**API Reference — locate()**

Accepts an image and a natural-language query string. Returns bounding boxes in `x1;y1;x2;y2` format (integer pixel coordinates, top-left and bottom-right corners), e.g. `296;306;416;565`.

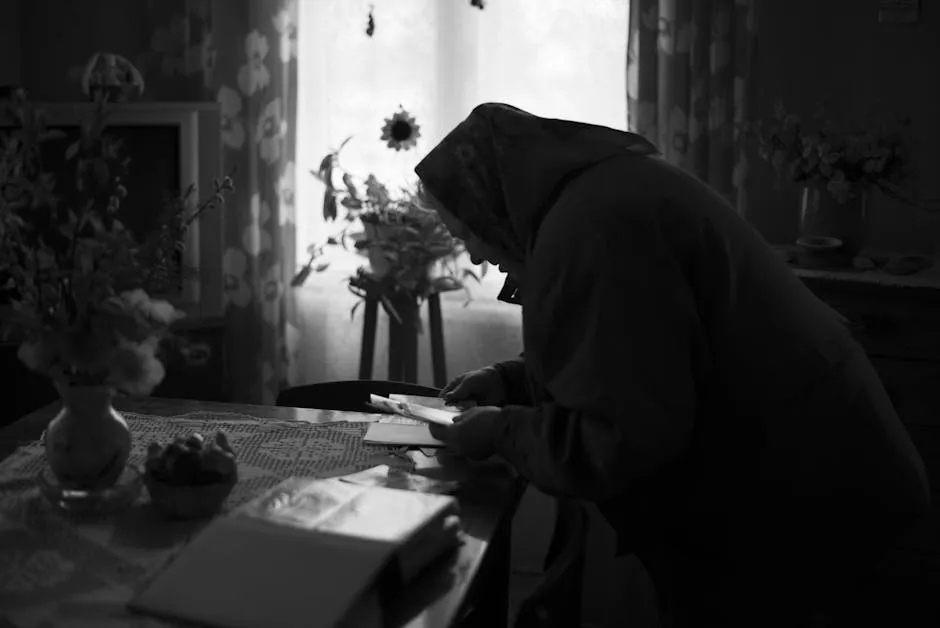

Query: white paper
368;395;457;427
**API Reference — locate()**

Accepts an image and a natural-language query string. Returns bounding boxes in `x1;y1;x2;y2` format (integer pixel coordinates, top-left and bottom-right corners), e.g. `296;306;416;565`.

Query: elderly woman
414;103;930;627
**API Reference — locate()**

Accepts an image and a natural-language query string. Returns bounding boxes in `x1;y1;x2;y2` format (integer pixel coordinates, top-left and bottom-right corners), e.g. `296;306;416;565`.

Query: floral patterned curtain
208;0;301;404
626;0;759;213
146;0;300;404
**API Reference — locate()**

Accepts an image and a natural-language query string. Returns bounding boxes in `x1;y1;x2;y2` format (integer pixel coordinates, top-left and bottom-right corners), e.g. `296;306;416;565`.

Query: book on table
128;474;462;628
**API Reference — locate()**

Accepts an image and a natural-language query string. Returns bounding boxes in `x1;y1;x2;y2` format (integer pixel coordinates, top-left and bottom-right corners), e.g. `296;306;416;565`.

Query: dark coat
417;103;930;573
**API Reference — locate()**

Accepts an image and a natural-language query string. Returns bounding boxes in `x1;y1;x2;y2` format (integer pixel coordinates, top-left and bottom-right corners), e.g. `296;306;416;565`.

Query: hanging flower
366;7;376;37
380;108;421;152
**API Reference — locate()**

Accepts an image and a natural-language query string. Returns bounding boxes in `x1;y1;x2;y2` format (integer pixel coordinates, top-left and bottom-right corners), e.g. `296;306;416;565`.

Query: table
0;397;525;628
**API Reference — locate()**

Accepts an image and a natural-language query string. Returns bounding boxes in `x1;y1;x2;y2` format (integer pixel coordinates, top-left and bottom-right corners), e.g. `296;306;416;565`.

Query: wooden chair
514;499;589;628
275;380;441;413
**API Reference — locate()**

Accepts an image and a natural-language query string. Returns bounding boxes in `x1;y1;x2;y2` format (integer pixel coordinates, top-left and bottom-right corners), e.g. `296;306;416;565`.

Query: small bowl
796;235;843;252
144;474;237;520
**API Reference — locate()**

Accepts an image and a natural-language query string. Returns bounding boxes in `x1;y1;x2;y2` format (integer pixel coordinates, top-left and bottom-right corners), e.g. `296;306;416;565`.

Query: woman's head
417;182;525;278
414;103;659;275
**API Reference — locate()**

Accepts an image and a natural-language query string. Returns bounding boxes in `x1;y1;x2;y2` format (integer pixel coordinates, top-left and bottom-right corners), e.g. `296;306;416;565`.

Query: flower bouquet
0;89;232;491
753;102;915;204
752;102;922;260
292;110;482;328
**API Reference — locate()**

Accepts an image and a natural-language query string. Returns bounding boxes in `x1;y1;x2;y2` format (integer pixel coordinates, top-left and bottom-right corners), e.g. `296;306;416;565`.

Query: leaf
322;190;337;221
290;265;312;287
431;276;460;292
314;263;330;272
342;173;359;198
461;268;480;283
340;196;363;209
317;153;333;177
350;299;363;321
64;141;81;161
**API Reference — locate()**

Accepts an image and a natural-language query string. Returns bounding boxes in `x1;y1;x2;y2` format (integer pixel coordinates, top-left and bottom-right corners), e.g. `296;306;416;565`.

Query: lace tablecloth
0;410;413;627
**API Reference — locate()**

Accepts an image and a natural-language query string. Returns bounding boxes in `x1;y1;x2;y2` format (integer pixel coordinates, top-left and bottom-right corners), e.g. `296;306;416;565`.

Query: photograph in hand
368;395;458;427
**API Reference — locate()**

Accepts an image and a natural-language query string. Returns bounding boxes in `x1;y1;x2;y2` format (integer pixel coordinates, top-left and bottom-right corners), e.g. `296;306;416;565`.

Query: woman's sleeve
491;353;530;405
491;204;703;502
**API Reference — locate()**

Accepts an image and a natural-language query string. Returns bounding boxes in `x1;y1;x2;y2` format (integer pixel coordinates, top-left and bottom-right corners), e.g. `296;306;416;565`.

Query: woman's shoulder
540;156;678;238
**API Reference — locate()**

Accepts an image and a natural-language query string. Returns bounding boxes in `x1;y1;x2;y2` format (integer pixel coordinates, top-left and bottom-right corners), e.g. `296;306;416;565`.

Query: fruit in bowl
143;431;238;520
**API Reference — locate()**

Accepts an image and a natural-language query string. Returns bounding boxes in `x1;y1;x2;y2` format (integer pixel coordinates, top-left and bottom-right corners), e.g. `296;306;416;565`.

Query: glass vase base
38;464;143;517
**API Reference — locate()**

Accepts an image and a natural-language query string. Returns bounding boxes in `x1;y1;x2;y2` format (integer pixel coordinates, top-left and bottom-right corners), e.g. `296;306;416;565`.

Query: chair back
276;380;441;413
514;499;589;628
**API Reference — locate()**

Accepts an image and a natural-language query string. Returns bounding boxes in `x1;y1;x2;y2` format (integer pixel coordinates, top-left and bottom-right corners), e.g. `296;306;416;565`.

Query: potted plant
0;90;232;492
292;109;483;328
753;102;916;262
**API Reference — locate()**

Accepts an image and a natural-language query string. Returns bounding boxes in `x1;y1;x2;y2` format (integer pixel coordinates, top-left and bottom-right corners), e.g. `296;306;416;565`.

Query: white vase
44;385;132;490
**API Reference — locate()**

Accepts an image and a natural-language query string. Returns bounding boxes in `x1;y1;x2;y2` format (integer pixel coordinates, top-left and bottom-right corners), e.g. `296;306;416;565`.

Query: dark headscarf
415;103;659;263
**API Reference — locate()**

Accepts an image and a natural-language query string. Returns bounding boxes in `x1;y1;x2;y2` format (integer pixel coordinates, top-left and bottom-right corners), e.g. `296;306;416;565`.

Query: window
296;0;629;296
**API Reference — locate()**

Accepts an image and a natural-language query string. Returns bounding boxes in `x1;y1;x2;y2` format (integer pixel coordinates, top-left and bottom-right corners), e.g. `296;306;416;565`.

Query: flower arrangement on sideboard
753;102;917;204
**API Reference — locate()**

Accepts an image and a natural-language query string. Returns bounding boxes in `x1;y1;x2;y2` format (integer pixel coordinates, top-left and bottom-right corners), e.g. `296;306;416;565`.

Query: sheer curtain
292;0;628;384
296;0;628;285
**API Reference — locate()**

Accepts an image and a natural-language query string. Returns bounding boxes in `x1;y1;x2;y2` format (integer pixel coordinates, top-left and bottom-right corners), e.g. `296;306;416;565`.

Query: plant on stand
0;87;232;492
291;108;483;329
753;102;917;263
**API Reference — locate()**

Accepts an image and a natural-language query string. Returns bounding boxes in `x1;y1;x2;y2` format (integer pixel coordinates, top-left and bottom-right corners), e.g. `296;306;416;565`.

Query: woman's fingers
439;375;465;398
428;422;450;441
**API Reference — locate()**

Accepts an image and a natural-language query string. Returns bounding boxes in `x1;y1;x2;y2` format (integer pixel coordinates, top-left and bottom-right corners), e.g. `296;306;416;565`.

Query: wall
746;0;940;254
8;0;208;102
0;1;22;87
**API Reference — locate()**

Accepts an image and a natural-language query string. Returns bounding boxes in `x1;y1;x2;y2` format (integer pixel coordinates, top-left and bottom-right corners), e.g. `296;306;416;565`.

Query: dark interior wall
746;0;940;253
1;0;209;102
0;1;22;88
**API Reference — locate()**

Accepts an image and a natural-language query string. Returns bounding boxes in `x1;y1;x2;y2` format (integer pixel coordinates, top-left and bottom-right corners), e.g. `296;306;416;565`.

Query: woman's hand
440;367;506;406
428;406;503;460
